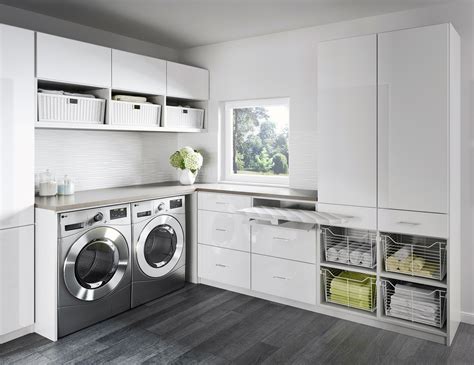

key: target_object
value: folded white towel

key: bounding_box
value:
[390,295,439,313]
[349,250,362,265]
[338,248,349,263]
[38,89,64,95]
[394,283,437,300]
[113,94,147,103]
[64,91,95,99]
[394,246,411,261]
[360,251,373,267]
[326,246,339,262]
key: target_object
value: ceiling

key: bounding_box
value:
[0,0,455,48]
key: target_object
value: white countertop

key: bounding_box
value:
[35,181,317,212]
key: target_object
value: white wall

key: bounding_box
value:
[179,1,474,316]
[35,130,178,191]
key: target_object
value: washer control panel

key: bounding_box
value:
[170,198,183,209]
[110,207,127,220]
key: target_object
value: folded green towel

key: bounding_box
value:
[328,271,375,310]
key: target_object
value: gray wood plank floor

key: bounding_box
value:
[1,284,473,364]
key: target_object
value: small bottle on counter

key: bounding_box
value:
[39,169,57,197]
[62,175,75,195]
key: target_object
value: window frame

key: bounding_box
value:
[222,97,290,186]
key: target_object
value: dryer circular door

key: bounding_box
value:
[63,226,129,301]
[136,215,184,278]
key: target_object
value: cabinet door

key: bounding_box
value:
[37,33,111,87]
[0,25,34,230]
[167,62,209,100]
[198,244,250,289]
[198,210,250,251]
[0,226,34,336]
[112,50,166,94]
[378,24,448,213]
[317,35,377,207]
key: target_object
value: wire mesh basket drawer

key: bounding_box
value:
[382,279,446,328]
[110,101,161,126]
[322,268,376,312]
[38,93,105,124]
[382,233,447,281]
[166,106,204,129]
[322,226,377,269]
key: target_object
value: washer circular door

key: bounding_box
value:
[64,226,129,301]
[136,215,184,278]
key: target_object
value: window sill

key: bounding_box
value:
[218,180,290,188]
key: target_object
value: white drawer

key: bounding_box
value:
[251,254,316,304]
[378,209,447,238]
[198,244,250,289]
[317,203,377,230]
[198,210,250,251]
[198,192,251,213]
[251,221,316,263]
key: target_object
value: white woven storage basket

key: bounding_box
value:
[37,93,105,124]
[110,101,161,126]
[166,106,204,129]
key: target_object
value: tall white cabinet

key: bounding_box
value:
[317,23,460,345]
[0,25,35,344]
[317,34,377,208]
[378,24,449,213]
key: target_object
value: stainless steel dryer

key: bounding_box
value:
[131,196,186,308]
[58,204,131,337]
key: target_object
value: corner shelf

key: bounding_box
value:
[35,122,206,133]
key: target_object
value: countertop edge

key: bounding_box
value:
[35,183,317,213]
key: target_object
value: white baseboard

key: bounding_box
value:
[0,325,34,344]
[461,311,474,324]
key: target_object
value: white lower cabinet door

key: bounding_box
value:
[252,254,316,304]
[0,225,34,336]
[198,210,250,251]
[251,221,316,263]
[198,244,250,289]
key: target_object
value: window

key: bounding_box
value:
[224,98,289,185]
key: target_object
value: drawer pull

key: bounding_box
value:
[215,263,228,268]
[272,275,290,280]
[215,202,228,205]
[272,237,290,241]
[215,228,227,232]
[397,221,421,226]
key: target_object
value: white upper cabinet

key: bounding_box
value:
[378,24,448,213]
[112,50,166,94]
[0,25,34,230]
[167,61,209,100]
[36,33,111,87]
[317,35,377,207]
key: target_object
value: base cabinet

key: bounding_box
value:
[0,226,34,339]
[198,244,250,289]
[252,254,316,305]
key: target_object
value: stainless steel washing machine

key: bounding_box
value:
[58,204,131,337]
[131,196,186,308]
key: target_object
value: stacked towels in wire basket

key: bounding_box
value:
[326,244,375,268]
[386,283,444,327]
[385,246,437,279]
[327,271,376,311]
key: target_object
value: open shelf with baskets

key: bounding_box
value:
[381,278,447,331]
[321,267,377,314]
[321,226,377,270]
[381,233,447,281]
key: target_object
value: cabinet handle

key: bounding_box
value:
[215,202,228,205]
[397,221,421,226]
[215,263,228,268]
[272,275,289,280]
[272,237,290,241]
[215,228,227,232]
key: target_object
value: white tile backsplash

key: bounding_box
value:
[35,130,179,191]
